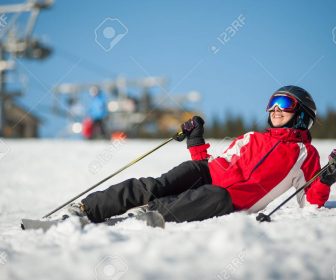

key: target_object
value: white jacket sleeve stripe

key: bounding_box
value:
[247,143,308,213]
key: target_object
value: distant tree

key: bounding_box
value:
[206,113,222,138]
[311,109,336,139]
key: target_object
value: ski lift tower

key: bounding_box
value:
[53,76,202,138]
[52,76,168,137]
[0,0,52,137]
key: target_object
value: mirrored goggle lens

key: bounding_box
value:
[267,95,297,112]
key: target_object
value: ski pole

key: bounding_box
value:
[43,132,184,219]
[256,161,333,223]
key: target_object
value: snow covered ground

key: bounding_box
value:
[0,138,336,280]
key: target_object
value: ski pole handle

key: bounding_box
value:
[173,131,186,142]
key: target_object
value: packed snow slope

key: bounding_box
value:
[0,139,336,280]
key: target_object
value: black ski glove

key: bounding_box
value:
[174,116,205,148]
[320,149,336,186]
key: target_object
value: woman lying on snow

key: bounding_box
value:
[69,85,336,223]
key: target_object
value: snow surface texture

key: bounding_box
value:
[0,139,336,280]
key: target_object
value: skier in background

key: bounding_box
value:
[69,85,336,223]
[87,86,108,139]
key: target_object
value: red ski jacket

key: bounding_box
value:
[188,128,330,212]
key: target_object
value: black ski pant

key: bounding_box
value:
[82,160,234,223]
[90,119,107,140]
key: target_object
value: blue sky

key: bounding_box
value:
[4,0,336,137]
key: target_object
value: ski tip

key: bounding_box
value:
[138,211,165,229]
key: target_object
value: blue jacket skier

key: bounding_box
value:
[88,86,108,139]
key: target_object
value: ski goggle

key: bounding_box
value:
[266,93,298,112]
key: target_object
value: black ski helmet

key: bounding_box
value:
[268,85,317,130]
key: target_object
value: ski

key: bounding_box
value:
[21,218,63,231]
[21,211,165,232]
[21,215,90,232]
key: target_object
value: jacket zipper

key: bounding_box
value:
[226,140,281,189]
